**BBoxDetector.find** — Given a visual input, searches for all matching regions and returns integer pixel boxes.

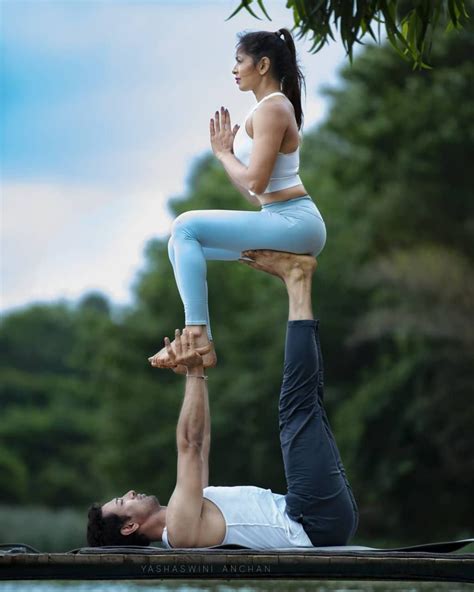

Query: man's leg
[241,250,358,546]
[315,339,359,541]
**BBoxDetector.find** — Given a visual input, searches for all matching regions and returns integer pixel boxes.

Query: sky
[0,0,358,313]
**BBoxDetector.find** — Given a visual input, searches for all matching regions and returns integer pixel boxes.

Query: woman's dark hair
[236,28,306,130]
[87,503,151,547]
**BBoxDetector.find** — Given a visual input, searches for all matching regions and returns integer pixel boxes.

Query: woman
[149,28,326,370]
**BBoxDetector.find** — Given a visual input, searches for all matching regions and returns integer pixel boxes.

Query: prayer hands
[210,106,240,160]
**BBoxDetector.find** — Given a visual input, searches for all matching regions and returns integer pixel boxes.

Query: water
[0,581,471,592]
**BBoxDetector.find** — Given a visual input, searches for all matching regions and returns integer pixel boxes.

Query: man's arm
[201,386,210,489]
[165,331,207,548]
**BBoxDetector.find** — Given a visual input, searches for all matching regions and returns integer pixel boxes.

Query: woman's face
[232,48,260,91]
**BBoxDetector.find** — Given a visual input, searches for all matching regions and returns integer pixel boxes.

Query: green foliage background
[1,18,473,550]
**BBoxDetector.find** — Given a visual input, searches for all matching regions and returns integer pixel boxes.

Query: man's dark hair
[87,503,151,547]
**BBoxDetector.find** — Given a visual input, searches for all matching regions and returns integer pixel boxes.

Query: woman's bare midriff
[258,183,309,205]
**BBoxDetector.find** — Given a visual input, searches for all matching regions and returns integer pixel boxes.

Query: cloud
[1,180,173,310]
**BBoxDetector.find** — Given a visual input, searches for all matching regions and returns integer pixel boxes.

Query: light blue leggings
[167,196,326,339]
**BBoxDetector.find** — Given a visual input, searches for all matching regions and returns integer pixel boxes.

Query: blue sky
[1,0,356,312]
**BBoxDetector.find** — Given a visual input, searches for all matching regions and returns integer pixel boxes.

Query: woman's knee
[167,235,175,265]
[171,210,199,239]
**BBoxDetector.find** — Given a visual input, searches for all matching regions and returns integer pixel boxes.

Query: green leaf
[256,0,272,20]
[448,0,459,26]
[225,0,262,22]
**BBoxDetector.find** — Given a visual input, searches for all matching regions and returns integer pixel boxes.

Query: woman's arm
[225,172,261,206]
[220,115,260,205]
[211,105,289,196]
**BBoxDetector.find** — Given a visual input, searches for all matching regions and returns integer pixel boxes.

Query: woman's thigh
[172,208,326,256]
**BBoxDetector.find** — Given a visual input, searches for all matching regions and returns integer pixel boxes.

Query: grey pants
[280,320,359,546]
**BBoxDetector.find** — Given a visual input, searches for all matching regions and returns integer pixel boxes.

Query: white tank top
[232,91,303,196]
[161,485,313,549]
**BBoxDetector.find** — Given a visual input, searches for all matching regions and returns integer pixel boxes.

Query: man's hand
[164,329,208,370]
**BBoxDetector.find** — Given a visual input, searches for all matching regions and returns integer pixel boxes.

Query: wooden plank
[0,551,473,583]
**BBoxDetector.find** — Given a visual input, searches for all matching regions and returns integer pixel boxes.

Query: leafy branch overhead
[227,0,470,68]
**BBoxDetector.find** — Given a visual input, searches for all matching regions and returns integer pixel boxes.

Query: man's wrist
[186,366,205,377]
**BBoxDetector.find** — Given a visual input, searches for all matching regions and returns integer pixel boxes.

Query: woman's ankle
[185,325,208,339]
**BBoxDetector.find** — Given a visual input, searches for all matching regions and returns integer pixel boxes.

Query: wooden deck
[1,548,473,583]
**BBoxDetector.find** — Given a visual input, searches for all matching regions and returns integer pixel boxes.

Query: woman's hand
[210,106,240,161]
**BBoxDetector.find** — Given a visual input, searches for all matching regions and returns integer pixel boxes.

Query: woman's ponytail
[276,28,305,130]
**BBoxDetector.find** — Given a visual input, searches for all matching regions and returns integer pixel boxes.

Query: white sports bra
[232,91,303,196]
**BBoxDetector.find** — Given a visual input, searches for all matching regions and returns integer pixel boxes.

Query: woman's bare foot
[240,250,317,283]
[148,327,217,369]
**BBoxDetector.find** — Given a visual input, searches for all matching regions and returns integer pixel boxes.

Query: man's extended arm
[176,365,207,450]
[165,330,207,547]
[201,386,210,488]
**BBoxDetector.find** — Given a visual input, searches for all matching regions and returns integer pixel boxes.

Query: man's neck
[140,506,167,541]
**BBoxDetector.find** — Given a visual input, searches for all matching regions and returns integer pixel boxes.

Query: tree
[305,19,474,539]
[0,298,113,505]
[228,0,470,69]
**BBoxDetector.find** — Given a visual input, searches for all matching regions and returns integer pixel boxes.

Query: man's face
[102,490,160,524]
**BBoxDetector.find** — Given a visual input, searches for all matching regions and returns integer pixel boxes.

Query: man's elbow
[202,433,211,454]
[177,437,203,454]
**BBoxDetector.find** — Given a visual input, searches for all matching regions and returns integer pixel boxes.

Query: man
[87,250,358,549]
